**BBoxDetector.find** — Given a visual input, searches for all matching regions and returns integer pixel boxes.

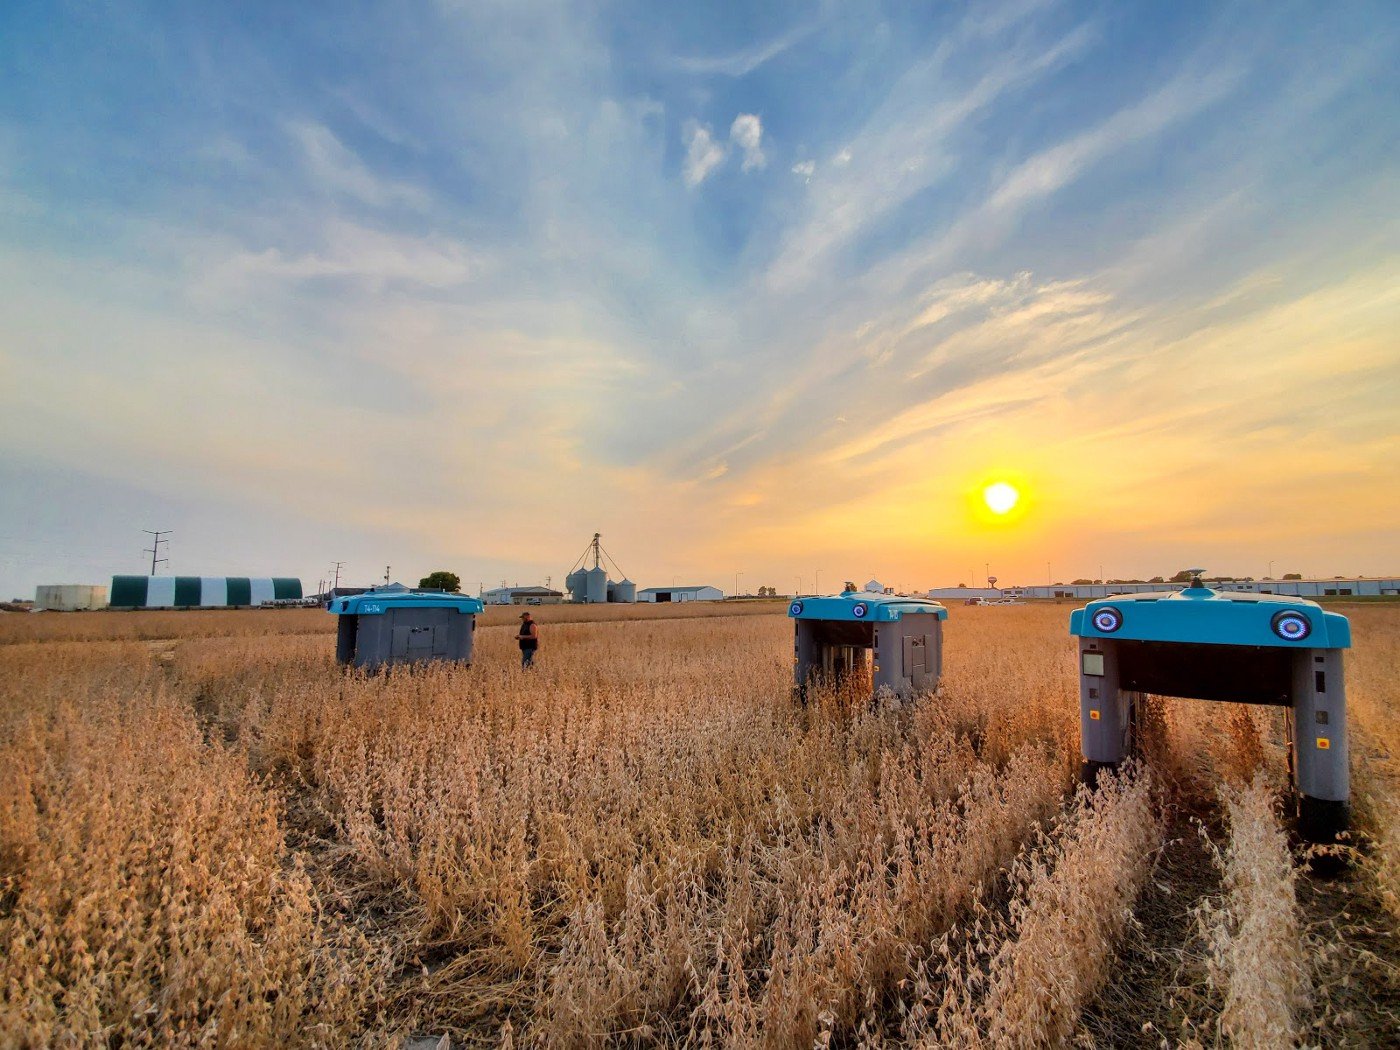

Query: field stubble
[1,603,1397,1046]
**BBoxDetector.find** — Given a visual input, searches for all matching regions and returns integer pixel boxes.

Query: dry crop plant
[901,766,1162,1048]
[0,644,380,1047]
[6,601,1393,1046]
[1192,773,1312,1049]
[1345,608,1400,919]
[168,607,1083,1044]
[0,607,334,645]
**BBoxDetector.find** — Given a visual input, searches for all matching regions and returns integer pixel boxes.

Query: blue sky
[1,0,1397,597]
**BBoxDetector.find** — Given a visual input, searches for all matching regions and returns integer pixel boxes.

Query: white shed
[35,584,108,611]
[637,585,724,603]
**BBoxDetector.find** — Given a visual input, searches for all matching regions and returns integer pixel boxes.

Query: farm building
[34,584,108,611]
[637,585,724,603]
[483,586,565,605]
[110,576,302,609]
[929,576,1400,603]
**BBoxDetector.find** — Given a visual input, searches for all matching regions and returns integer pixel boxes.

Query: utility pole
[330,561,344,593]
[1047,561,1051,586]
[384,565,391,584]
[142,530,170,575]
[735,571,743,597]
[795,575,803,596]
[985,561,990,588]
[814,568,822,593]
[1268,560,1274,579]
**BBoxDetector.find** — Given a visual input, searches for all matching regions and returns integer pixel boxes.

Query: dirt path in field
[1075,803,1221,1047]
[1077,774,1400,1047]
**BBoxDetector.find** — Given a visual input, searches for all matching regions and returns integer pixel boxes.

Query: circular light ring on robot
[789,600,804,616]
[852,602,869,618]
[1092,606,1123,633]
[1271,609,1312,641]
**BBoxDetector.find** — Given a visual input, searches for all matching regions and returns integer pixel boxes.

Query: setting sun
[983,482,1020,515]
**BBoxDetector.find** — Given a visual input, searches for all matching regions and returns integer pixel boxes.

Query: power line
[142,530,170,575]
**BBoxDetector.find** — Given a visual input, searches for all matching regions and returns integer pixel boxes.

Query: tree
[1283,573,1303,580]
[1071,578,1093,585]
[957,582,967,589]
[843,581,858,593]
[1148,576,1165,583]
[1169,569,1195,583]
[419,570,461,592]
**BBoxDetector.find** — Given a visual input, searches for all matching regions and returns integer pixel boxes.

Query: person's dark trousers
[521,648,536,669]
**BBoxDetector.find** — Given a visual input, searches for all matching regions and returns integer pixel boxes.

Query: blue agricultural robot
[330,585,484,671]
[789,590,948,702]
[1070,570,1352,842]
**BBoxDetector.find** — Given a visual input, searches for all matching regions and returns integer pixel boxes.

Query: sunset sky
[2,1,1397,598]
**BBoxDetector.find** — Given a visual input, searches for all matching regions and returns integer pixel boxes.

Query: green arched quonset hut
[109,576,302,608]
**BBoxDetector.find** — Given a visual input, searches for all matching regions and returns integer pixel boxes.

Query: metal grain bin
[566,569,588,603]
[584,566,608,604]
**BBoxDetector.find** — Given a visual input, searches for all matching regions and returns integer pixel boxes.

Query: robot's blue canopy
[1069,584,1350,649]
[788,592,948,623]
[331,590,485,616]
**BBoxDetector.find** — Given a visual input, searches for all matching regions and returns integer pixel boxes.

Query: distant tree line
[1063,569,1304,586]
[418,571,461,592]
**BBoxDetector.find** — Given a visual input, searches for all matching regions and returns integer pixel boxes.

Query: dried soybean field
[2,602,1398,1047]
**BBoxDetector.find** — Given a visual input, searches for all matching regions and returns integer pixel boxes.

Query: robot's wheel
[1080,760,1119,789]
[1296,795,1349,846]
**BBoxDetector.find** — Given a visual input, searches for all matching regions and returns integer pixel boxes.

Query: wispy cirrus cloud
[203,220,482,292]
[286,120,430,210]
[671,20,817,76]
[763,18,1097,290]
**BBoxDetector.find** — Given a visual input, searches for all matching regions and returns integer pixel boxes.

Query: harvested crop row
[1194,774,1311,1048]
[903,766,1162,1048]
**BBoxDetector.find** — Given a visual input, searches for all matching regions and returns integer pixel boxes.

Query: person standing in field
[518,611,539,669]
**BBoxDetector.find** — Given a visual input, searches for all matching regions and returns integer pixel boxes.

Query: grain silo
[565,532,636,603]
[566,569,588,603]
